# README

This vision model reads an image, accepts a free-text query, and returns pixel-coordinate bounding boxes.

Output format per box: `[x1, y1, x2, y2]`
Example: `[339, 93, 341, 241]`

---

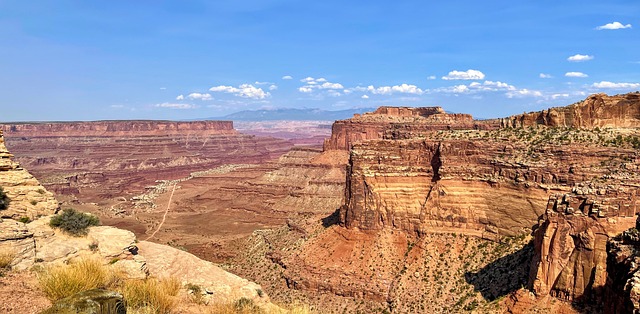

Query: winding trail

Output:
[145, 182, 177, 241]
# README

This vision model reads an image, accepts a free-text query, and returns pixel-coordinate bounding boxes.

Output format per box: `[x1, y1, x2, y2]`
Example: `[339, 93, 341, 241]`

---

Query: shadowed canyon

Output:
[2, 92, 640, 313]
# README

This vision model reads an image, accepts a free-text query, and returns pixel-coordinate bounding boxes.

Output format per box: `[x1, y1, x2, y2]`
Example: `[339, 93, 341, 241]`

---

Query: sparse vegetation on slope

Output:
[121, 277, 180, 314]
[49, 208, 100, 236]
[0, 250, 14, 276]
[36, 258, 117, 301]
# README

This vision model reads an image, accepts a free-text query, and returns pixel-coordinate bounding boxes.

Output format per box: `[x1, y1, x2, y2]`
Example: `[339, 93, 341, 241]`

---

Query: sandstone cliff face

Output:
[1, 120, 235, 137]
[604, 217, 640, 314]
[323, 106, 480, 150]
[0, 130, 58, 219]
[528, 191, 637, 303]
[502, 92, 640, 128]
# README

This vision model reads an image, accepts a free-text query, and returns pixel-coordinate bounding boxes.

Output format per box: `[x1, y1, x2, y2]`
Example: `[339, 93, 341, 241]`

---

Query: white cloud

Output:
[254, 81, 273, 85]
[110, 105, 124, 108]
[451, 85, 469, 93]
[187, 93, 213, 100]
[442, 69, 485, 80]
[567, 54, 594, 62]
[366, 83, 424, 95]
[427, 75, 436, 80]
[298, 77, 345, 95]
[506, 89, 543, 98]
[361, 95, 369, 99]
[565, 72, 589, 78]
[154, 103, 198, 109]
[596, 22, 632, 30]
[282, 75, 293, 80]
[539, 73, 553, 79]
[176, 94, 185, 100]
[269, 84, 278, 91]
[592, 81, 640, 89]
[551, 93, 570, 99]
[159, 87, 167, 90]
[209, 84, 270, 99]
[320, 82, 344, 89]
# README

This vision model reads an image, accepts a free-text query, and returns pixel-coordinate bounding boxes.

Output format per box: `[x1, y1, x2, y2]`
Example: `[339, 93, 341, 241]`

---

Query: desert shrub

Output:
[120, 277, 180, 314]
[49, 208, 100, 236]
[0, 187, 9, 210]
[0, 250, 14, 276]
[18, 216, 31, 224]
[37, 258, 114, 301]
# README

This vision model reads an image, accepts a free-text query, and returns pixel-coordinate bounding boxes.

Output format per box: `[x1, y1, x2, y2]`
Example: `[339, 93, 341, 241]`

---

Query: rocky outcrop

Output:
[41, 289, 125, 314]
[502, 92, 640, 128]
[605, 217, 640, 313]
[528, 191, 637, 302]
[323, 106, 483, 150]
[0, 130, 58, 219]
[1, 120, 235, 137]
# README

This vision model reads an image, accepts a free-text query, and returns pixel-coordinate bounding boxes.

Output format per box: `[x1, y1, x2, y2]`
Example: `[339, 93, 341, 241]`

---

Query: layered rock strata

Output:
[1, 120, 235, 137]
[0, 130, 58, 219]
[323, 106, 483, 150]
[502, 92, 640, 128]
[1, 121, 293, 199]
[528, 191, 637, 302]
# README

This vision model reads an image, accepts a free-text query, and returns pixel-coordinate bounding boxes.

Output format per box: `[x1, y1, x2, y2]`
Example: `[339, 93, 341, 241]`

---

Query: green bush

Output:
[0, 187, 9, 210]
[49, 208, 100, 236]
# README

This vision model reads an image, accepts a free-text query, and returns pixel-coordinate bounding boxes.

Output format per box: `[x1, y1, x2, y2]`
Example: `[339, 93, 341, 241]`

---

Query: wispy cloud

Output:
[592, 81, 640, 89]
[269, 84, 278, 91]
[366, 83, 424, 95]
[298, 77, 344, 94]
[427, 75, 436, 80]
[539, 73, 553, 79]
[176, 94, 185, 100]
[209, 84, 270, 99]
[187, 93, 212, 100]
[565, 72, 588, 78]
[361, 95, 369, 99]
[442, 69, 485, 80]
[282, 75, 293, 80]
[567, 54, 594, 62]
[596, 22, 632, 30]
[154, 103, 198, 109]
[505, 89, 543, 98]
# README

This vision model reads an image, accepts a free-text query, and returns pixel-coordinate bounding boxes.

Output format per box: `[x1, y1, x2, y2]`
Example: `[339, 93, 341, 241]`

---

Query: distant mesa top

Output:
[0, 120, 236, 137]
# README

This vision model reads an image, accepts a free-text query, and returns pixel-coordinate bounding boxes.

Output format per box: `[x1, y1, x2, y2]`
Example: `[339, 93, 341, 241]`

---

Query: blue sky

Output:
[1, 1, 639, 121]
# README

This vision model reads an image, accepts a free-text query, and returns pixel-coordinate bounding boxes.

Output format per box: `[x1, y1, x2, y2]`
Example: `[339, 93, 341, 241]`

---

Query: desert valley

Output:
[2, 92, 640, 313]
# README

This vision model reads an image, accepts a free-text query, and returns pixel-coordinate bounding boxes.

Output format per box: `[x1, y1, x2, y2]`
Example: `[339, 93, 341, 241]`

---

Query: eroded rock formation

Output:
[502, 92, 640, 128]
[0, 130, 58, 219]
[528, 191, 637, 302]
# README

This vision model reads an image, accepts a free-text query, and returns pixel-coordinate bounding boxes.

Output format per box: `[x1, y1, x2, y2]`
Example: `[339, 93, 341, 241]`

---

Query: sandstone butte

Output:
[283, 92, 640, 312]
[0, 128, 282, 313]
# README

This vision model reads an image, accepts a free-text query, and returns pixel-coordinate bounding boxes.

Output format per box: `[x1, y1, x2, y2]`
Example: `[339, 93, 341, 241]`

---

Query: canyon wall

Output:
[2, 120, 293, 199]
[0, 130, 58, 219]
[1, 120, 235, 137]
[323, 106, 483, 150]
[502, 92, 640, 128]
[528, 191, 637, 302]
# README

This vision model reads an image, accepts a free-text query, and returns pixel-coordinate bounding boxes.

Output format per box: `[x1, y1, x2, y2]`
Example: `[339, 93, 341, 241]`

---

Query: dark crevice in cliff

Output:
[431, 142, 442, 182]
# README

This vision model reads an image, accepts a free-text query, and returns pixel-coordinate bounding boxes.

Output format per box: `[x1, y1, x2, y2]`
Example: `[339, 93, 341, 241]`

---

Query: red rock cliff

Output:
[502, 92, 640, 128]
[1, 120, 235, 137]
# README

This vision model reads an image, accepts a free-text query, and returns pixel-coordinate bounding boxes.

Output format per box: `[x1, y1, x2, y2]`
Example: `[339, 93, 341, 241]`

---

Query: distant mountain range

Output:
[211, 108, 377, 121]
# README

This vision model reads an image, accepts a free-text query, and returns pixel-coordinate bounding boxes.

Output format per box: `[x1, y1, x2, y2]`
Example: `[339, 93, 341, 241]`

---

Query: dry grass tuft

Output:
[36, 258, 119, 301]
[208, 299, 315, 314]
[0, 250, 15, 275]
[120, 277, 180, 314]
